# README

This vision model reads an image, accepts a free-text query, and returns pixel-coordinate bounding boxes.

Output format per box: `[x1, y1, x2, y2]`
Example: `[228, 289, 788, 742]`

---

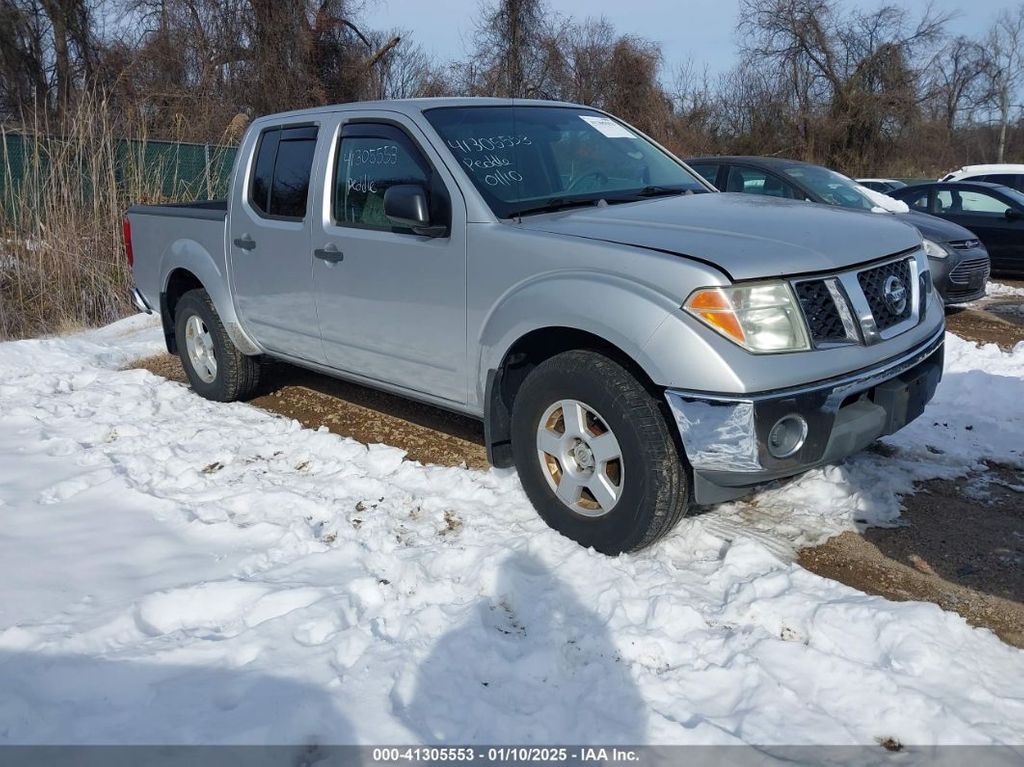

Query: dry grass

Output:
[0, 96, 218, 340]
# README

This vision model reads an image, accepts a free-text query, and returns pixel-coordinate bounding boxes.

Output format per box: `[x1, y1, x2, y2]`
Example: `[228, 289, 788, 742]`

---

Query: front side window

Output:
[333, 124, 439, 231]
[249, 125, 318, 219]
[782, 166, 873, 210]
[424, 106, 708, 218]
[959, 190, 1012, 214]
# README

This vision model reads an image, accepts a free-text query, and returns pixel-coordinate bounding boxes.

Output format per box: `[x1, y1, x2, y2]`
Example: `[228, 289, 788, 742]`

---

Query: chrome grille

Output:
[948, 239, 981, 250]
[857, 258, 913, 332]
[949, 256, 990, 285]
[788, 250, 924, 346]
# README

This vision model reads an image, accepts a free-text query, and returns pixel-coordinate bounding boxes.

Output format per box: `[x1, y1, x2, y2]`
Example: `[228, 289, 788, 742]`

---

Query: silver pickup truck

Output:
[127, 97, 945, 554]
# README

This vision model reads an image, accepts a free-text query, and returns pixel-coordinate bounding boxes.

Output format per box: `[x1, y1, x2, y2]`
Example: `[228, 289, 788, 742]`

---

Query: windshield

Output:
[424, 105, 710, 218]
[782, 165, 874, 210]
[1001, 187, 1024, 208]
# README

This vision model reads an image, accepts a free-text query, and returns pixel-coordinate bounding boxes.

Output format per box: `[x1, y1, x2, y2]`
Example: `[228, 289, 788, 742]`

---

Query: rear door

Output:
[229, 123, 324, 361]
[310, 115, 468, 403]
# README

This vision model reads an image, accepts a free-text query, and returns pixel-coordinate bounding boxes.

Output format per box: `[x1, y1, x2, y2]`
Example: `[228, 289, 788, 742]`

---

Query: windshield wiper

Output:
[506, 196, 607, 218]
[601, 185, 697, 204]
[632, 185, 693, 198]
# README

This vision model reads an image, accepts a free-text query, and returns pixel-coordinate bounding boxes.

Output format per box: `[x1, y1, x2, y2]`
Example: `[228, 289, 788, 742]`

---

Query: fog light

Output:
[767, 415, 808, 458]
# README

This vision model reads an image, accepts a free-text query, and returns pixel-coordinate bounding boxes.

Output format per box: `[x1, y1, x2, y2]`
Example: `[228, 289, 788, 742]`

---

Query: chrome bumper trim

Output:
[665, 327, 945, 498]
[130, 286, 153, 314]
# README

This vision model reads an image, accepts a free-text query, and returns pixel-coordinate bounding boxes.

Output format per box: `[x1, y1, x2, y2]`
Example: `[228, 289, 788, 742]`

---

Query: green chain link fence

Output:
[1, 132, 238, 222]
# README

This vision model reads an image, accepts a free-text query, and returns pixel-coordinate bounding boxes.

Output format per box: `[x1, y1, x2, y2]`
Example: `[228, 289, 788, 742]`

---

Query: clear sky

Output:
[363, 0, 1014, 81]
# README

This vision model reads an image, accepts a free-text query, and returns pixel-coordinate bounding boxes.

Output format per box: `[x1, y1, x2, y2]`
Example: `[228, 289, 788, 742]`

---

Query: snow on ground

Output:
[987, 281, 1024, 299]
[0, 315, 1023, 746]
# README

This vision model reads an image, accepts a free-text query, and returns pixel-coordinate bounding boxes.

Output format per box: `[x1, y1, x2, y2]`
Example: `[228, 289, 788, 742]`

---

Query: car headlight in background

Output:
[922, 238, 949, 259]
[684, 282, 810, 353]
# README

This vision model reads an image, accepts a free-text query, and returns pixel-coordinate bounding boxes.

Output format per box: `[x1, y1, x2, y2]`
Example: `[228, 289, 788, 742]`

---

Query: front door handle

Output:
[314, 244, 344, 263]
[233, 235, 256, 251]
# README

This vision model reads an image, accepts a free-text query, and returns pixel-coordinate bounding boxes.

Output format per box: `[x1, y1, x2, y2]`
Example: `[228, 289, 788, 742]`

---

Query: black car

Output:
[889, 181, 1024, 276]
[687, 156, 991, 303]
[857, 179, 908, 194]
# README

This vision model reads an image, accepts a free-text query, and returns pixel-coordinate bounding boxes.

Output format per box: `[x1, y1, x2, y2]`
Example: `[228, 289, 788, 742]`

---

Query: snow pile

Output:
[0, 316, 1023, 746]
[987, 281, 1024, 299]
[857, 184, 911, 214]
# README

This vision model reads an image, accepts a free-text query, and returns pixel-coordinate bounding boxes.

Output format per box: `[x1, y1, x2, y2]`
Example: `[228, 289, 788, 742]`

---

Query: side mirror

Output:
[1006, 207, 1023, 221]
[384, 184, 446, 237]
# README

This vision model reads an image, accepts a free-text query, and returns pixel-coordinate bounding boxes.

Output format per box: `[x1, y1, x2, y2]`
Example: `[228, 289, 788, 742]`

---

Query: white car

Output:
[939, 164, 1024, 192]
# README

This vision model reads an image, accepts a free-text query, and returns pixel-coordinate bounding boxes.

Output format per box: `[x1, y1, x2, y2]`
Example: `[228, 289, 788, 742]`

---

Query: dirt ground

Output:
[131, 281, 1024, 648]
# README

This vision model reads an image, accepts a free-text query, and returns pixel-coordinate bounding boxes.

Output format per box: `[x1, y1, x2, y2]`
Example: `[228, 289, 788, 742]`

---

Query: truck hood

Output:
[517, 192, 923, 281]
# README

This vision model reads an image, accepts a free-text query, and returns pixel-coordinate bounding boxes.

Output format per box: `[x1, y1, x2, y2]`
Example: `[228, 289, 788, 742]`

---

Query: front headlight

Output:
[684, 281, 810, 353]
[922, 238, 949, 259]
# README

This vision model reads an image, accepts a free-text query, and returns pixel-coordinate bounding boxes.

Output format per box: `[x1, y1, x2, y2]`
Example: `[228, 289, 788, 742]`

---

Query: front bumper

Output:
[666, 327, 944, 504]
[930, 247, 990, 304]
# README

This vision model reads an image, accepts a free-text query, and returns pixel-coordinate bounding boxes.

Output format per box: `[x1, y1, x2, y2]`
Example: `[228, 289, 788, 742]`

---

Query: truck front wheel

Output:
[510, 350, 691, 554]
[174, 288, 262, 402]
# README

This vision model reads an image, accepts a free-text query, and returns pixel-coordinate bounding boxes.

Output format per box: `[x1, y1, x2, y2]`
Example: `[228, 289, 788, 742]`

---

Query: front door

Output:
[311, 119, 468, 403]
[229, 123, 324, 362]
[936, 187, 1024, 272]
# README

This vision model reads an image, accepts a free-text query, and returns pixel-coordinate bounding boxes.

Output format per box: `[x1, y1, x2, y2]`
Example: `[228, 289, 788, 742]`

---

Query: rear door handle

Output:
[314, 244, 344, 263]
[233, 236, 256, 251]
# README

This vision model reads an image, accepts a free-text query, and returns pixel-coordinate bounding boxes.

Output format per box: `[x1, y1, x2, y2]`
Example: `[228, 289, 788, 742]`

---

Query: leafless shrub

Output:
[0, 94, 172, 339]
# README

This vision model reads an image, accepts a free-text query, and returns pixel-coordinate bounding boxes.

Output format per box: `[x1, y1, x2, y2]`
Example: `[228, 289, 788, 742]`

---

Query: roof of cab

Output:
[248, 97, 587, 124]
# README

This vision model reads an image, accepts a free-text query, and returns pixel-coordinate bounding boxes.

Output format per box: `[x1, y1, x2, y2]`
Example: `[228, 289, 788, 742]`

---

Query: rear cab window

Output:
[249, 125, 319, 220]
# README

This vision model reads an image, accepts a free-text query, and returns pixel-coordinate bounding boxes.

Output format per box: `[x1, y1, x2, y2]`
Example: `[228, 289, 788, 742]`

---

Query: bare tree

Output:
[737, 0, 951, 172]
[984, 4, 1024, 162]
[926, 35, 988, 132]
[468, 0, 557, 98]
[0, 0, 99, 118]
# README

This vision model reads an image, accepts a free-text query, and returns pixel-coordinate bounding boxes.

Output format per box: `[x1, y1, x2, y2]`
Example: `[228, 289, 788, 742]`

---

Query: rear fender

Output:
[160, 240, 261, 355]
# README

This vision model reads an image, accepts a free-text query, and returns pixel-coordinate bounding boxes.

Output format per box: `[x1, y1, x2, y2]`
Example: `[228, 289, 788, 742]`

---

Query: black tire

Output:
[174, 288, 262, 402]
[511, 350, 690, 555]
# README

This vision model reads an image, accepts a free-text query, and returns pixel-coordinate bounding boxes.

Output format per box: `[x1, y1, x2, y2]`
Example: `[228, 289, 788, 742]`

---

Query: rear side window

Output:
[902, 188, 930, 212]
[249, 125, 319, 219]
[976, 174, 1017, 186]
[689, 163, 721, 188]
[726, 166, 799, 199]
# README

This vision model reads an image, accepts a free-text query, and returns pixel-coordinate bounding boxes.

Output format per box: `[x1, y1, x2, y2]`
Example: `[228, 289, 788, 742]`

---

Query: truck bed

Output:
[127, 200, 229, 316]
[128, 200, 227, 221]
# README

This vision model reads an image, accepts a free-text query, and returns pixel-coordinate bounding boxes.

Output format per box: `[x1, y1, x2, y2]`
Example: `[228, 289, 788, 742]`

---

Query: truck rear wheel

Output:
[174, 288, 262, 402]
[510, 350, 690, 554]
